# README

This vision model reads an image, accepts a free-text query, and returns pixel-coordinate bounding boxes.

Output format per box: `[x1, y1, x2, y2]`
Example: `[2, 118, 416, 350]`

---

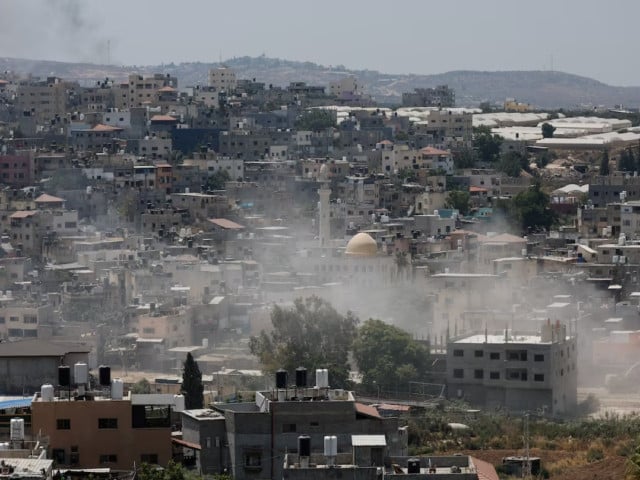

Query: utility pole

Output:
[523, 412, 531, 479]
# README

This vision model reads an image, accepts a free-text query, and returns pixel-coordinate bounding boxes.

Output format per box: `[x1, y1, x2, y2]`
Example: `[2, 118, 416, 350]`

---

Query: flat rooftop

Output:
[454, 333, 548, 344]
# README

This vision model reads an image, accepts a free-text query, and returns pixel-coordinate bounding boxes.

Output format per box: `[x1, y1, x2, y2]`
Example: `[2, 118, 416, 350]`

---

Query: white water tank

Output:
[74, 362, 88, 384]
[324, 436, 332, 456]
[10, 418, 24, 441]
[41, 384, 54, 402]
[173, 394, 185, 412]
[111, 379, 124, 400]
[315, 369, 329, 388]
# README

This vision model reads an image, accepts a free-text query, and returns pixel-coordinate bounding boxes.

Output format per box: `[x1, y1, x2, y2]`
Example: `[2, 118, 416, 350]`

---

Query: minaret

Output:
[317, 163, 331, 247]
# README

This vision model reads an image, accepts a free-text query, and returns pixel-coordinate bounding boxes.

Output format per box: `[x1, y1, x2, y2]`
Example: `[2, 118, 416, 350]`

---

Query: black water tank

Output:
[407, 458, 420, 474]
[276, 369, 288, 389]
[98, 365, 111, 386]
[298, 435, 311, 457]
[295, 367, 307, 388]
[58, 365, 71, 387]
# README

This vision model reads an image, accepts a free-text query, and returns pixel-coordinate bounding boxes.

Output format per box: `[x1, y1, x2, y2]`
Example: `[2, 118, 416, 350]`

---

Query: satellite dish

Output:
[79, 113, 85, 121]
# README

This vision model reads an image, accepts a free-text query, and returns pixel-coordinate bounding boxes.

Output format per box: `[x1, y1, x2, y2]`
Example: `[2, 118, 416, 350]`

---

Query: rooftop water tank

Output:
[41, 384, 54, 402]
[111, 379, 124, 400]
[10, 418, 24, 441]
[74, 362, 88, 385]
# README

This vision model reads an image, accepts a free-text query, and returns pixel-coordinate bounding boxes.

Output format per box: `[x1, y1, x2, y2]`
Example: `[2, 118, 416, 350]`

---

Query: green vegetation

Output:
[249, 296, 358, 388]
[618, 148, 637, 173]
[137, 461, 202, 480]
[204, 168, 231, 190]
[452, 148, 476, 169]
[352, 319, 430, 392]
[512, 182, 557, 232]
[295, 109, 336, 131]
[181, 352, 204, 409]
[600, 149, 611, 176]
[541, 122, 556, 138]
[497, 151, 528, 177]
[131, 378, 152, 394]
[445, 190, 471, 215]
[473, 125, 503, 163]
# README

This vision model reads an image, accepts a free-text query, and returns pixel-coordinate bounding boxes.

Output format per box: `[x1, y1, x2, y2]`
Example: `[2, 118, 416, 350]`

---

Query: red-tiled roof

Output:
[471, 457, 499, 480]
[172, 438, 201, 450]
[9, 211, 37, 219]
[158, 86, 177, 93]
[355, 402, 381, 419]
[420, 146, 450, 156]
[379, 140, 394, 145]
[150, 114, 178, 122]
[207, 218, 244, 230]
[91, 123, 123, 132]
[469, 186, 488, 193]
[35, 193, 64, 203]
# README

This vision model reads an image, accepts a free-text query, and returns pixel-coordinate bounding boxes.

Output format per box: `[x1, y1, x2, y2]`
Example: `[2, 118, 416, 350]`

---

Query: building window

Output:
[9, 316, 18, 322]
[0, 317, 5, 324]
[453, 369, 464, 379]
[534, 354, 544, 362]
[52, 449, 66, 465]
[282, 423, 296, 433]
[474, 350, 483, 358]
[99, 454, 117, 464]
[506, 350, 528, 361]
[534, 374, 545, 382]
[489, 352, 500, 360]
[98, 418, 118, 429]
[489, 371, 500, 380]
[453, 349, 464, 357]
[57, 419, 71, 430]
[244, 451, 262, 470]
[474, 369, 484, 379]
[140, 454, 158, 464]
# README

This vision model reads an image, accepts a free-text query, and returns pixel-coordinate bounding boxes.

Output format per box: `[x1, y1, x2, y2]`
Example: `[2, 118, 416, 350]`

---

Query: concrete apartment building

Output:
[402, 85, 455, 108]
[447, 322, 577, 414]
[413, 109, 472, 150]
[0, 339, 90, 394]
[31, 391, 175, 470]
[15, 77, 78, 125]
[180, 380, 406, 479]
[208, 67, 237, 92]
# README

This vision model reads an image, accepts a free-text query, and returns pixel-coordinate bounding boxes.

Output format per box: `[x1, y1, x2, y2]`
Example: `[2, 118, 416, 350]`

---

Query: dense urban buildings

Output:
[0, 57, 639, 479]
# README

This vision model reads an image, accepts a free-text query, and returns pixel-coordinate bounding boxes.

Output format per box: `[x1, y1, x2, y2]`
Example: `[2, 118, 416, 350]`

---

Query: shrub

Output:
[586, 447, 604, 463]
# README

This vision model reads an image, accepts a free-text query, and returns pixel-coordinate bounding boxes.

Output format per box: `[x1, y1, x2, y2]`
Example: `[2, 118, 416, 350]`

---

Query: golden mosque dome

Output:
[345, 232, 378, 256]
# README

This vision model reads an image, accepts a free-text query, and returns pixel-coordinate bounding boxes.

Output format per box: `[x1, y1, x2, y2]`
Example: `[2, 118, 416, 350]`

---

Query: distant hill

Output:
[2, 55, 640, 108]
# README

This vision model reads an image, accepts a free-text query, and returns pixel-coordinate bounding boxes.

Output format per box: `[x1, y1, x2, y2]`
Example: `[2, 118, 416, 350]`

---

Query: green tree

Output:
[627, 444, 640, 480]
[131, 378, 151, 394]
[204, 169, 231, 190]
[181, 353, 204, 409]
[511, 182, 557, 232]
[445, 190, 471, 215]
[535, 150, 552, 169]
[498, 151, 528, 177]
[473, 126, 503, 163]
[295, 109, 336, 131]
[541, 122, 556, 138]
[600, 149, 611, 176]
[618, 148, 636, 172]
[249, 296, 358, 388]
[352, 319, 430, 391]
[453, 148, 476, 169]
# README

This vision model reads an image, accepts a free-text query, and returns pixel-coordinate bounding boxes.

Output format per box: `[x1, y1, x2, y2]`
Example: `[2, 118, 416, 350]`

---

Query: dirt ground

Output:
[459, 449, 626, 479]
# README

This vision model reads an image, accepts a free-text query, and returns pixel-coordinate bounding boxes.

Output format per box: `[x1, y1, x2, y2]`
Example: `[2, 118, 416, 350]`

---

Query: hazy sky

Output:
[0, 0, 638, 85]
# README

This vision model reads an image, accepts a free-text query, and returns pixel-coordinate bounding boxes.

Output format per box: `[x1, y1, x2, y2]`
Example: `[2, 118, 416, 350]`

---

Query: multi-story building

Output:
[447, 321, 577, 414]
[412, 109, 472, 150]
[180, 379, 406, 479]
[31, 390, 177, 470]
[0, 151, 34, 187]
[402, 86, 455, 108]
[208, 67, 237, 92]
